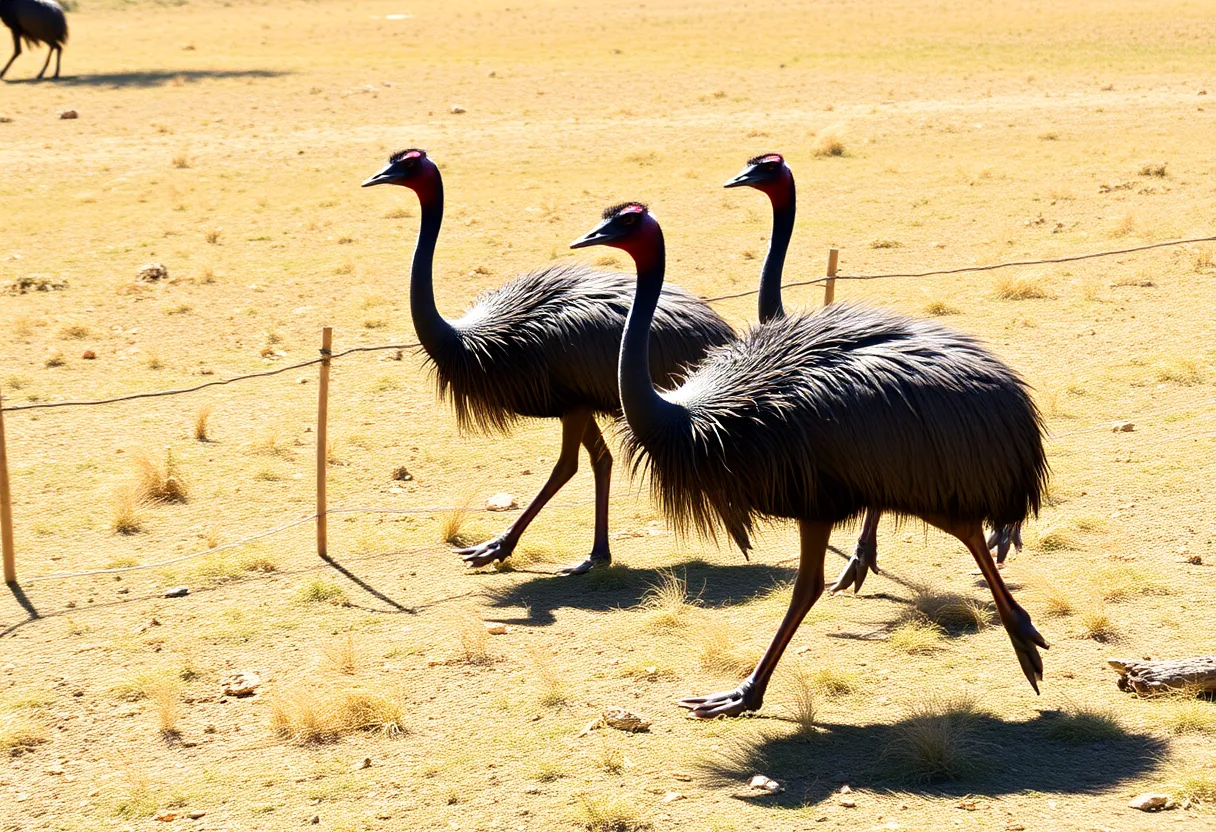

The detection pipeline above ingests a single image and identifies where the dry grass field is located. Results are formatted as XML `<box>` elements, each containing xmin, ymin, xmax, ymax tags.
<box><xmin>2</xmin><ymin>0</ymin><xmax>1216</xmax><ymax>829</ymax></box>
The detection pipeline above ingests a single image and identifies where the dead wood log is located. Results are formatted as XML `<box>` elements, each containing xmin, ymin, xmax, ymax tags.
<box><xmin>1108</xmin><ymin>656</ymin><xmax>1216</xmax><ymax>695</ymax></box>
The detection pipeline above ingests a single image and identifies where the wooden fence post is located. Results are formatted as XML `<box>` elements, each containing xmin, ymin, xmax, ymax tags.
<box><xmin>316</xmin><ymin>327</ymin><xmax>333</xmax><ymax>559</ymax></box>
<box><xmin>823</xmin><ymin>248</ymin><xmax>839</xmax><ymax>307</ymax></box>
<box><xmin>0</xmin><ymin>388</ymin><xmax>16</xmax><ymax>584</ymax></box>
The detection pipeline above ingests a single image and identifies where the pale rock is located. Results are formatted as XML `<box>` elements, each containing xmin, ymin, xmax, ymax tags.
<box><xmin>485</xmin><ymin>623</ymin><xmax>508</xmax><ymax>635</ymax></box>
<box><xmin>1128</xmin><ymin>793</ymin><xmax>1173</xmax><ymax>811</ymax></box>
<box><xmin>748</xmin><ymin>775</ymin><xmax>783</xmax><ymax>794</ymax></box>
<box><xmin>450</xmin><ymin>105</ymin><xmax>467</xmax><ymax>114</ymax></box>
<box><xmin>602</xmin><ymin>707</ymin><xmax>651</xmax><ymax>732</ymax></box>
<box><xmin>1111</xmin><ymin>421</ymin><xmax>1135</xmax><ymax>432</ymax></box>
<box><xmin>220</xmin><ymin>671</ymin><xmax>261</xmax><ymax>697</ymax></box>
<box><xmin>662</xmin><ymin>791</ymin><xmax>685</xmax><ymax>803</ymax></box>
<box><xmin>485</xmin><ymin>492</ymin><xmax>518</xmax><ymax>511</ymax></box>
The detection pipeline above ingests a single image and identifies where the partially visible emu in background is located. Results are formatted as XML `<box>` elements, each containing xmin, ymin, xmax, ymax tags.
<box><xmin>1</xmin><ymin>0</ymin><xmax>68</xmax><ymax>80</ymax></box>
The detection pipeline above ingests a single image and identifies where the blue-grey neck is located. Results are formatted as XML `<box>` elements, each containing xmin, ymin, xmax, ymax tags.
<box><xmin>757</xmin><ymin>188</ymin><xmax>795</xmax><ymax>323</ymax></box>
<box><xmin>619</xmin><ymin>230</ymin><xmax>685</xmax><ymax>440</ymax></box>
<box><xmin>410</xmin><ymin>175</ymin><xmax>458</xmax><ymax>353</ymax></box>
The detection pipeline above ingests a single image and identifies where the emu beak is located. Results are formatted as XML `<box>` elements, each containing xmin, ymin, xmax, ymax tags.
<box><xmin>570</xmin><ymin>218</ymin><xmax>618</xmax><ymax>249</ymax></box>
<box><xmin>362</xmin><ymin>162</ymin><xmax>403</xmax><ymax>187</ymax></box>
<box><xmin>723</xmin><ymin>164</ymin><xmax>761</xmax><ymax>188</ymax></box>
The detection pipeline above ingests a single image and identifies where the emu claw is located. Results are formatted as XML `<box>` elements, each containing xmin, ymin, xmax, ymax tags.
<box><xmin>556</xmin><ymin>553</ymin><xmax>611</xmax><ymax>576</ymax></box>
<box><xmin>830</xmin><ymin>537</ymin><xmax>880</xmax><ymax>594</ymax></box>
<box><xmin>677</xmin><ymin>683</ymin><xmax>758</xmax><ymax>719</ymax></box>
<box><xmin>987</xmin><ymin>525</ymin><xmax>1024</xmax><ymax>565</ymax></box>
<box><xmin>454</xmin><ymin>535</ymin><xmax>515</xmax><ymax>568</ymax></box>
<box><xmin>1004</xmin><ymin>603</ymin><xmax>1049</xmax><ymax>693</ymax></box>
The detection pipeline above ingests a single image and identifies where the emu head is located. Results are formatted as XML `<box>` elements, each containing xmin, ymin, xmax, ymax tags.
<box><xmin>362</xmin><ymin>148</ymin><xmax>440</xmax><ymax>201</ymax></box>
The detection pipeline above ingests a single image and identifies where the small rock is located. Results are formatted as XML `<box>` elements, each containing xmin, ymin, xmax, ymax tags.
<box><xmin>137</xmin><ymin>263</ymin><xmax>169</xmax><ymax>283</ymax></box>
<box><xmin>163</xmin><ymin>586</ymin><xmax>190</xmax><ymax>598</ymax></box>
<box><xmin>523</xmin><ymin>785</ymin><xmax>540</xmax><ymax>794</ymax></box>
<box><xmin>220</xmin><ymin>671</ymin><xmax>261</xmax><ymax>697</ymax></box>
<box><xmin>1185</xmin><ymin>554</ymin><xmax>1202</xmax><ymax>565</ymax></box>
<box><xmin>187</xmin><ymin>812</ymin><xmax>206</xmax><ymax>820</ymax></box>
<box><xmin>602</xmin><ymin>707</ymin><xmax>651</xmax><ymax>732</ymax></box>
<box><xmin>354</xmin><ymin>757</ymin><xmax>371</xmax><ymax>770</ymax></box>
<box><xmin>0</xmin><ymin>116</ymin><xmax>11</xmax><ymax>123</ymax></box>
<box><xmin>669</xmin><ymin>771</ymin><xmax>694</xmax><ymax>782</ymax></box>
<box><xmin>47</xmin><ymin>764</ymin><xmax>65</xmax><ymax>775</ymax></box>
<box><xmin>748</xmin><ymin>774</ymin><xmax>783</xmax><ymax>794</ymax></box>
<box><xmin>839</xmin><ymin>797</ymin><xmax>856</xmax><ymax>808</ymax></box>
<box><xmin>391</xmin><ymin>466</ymin><xmax>413</xmax><ymax>482</ymax></box>
<box><xmin>1128</xmin><ymin>793</ymin><xmax>1172</xmax><ymax>811</ymax></box>
<box><xmin>839</xmin><ymin>784</ymin><xmax>852</xmax><ymax>794</ymax></box>
<box><xmin>153</xmin><ymin>812</ymin><xmax>177</xmax><ymax>822</ymax></box>
<box><xmin>1111</xmin><ymin>421</ymin><xmax>1135</xmax><ymax>432</ymax></box>
<box><xmin>662</xmin><ymin>791</ymin><xmax>685</xmax><ymax>803</ymax></box>
<box><xmin>485</xmin><ymin>623</ymin><xmax>508</xmax><ymax>635</ymax></box>
<box><xmin>58</xmin><ymin>109</ymin><xmax>78</xmax><ymax>119</ymax></box>
<box><xmin>82</xmin><ymin>350</ymin><xmax>96</xmax><ymax>360</ymax></box>
<box><xmin>309</xmin><ymin>815</ymin><xmax>320</xmax><ymax>825</ymax></box>
<box><xmin>956</xmin><ymin>799</ymin><xmax>977</xmax><ymax>810</ymax></box>
<box><xmin>485</xmin><ymin>492</ymin><xmax>518</xmax><ymax>511</ymax></box>
<box><xmin>297</xmin><ymin>376</ymin><xmax>309</xmax><ymax>384</ymax></box>
<box><xmin>487</xmin><ymin>70</ymin><xmax>496</xmax><ymax>77</ymax></box>
<box><xmin>203</xmin><ymin>724</ymin><xmax>217</xmax><ymax>734</ymax></box>
<box><xmin>450</xmin><ymin>105</ymin><xmax>466</xmax><ymax>114</ymax></box>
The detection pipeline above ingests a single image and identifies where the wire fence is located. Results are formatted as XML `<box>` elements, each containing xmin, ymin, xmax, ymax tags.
<box><xmin>1</xmin><ymin>234</ymin><xmax>1214</xmax><ymax>586</ymax></box>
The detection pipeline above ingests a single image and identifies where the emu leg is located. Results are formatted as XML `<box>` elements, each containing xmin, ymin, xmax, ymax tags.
<box><xmin>830</xmin><ymin>509</ymin><xmax>882</xmax><ymax>594</ymax></box>
<box><xmin>455</xmin><ymin>409</ymin><xmax>591</xmax><ymax>569</ymax></box>
<box><xmin>944</xmin><ymin>519</ymin><xmax>1047</xmax><ymax>692</ymax></box>
<box><xmin>987</xmin><ymin>522</ymin><xmax>1024</xmax><ymax>565</ymax></box>
<box><xmin>53</xmin><ymin>46</ymin><xmax>61</xmax><ymax>79</ymax></box>
<box><xmin>0</xmin><ymin>33</ymin><xmax>20</xmax><ymax>80</ymax></box>
<box><xmin>678</xmin><ymin>520</ymin><xmax>830</xmax><ymax>718</ymax></box>
<box><xmin>37</xmin><ymin>46</ymin><xmax>53</xmax><ymax>79</ymax></box>
<box><xmin>556</xmin><ymin>418</ymin><xmax>613</xmax><ymax>576</ymax></box>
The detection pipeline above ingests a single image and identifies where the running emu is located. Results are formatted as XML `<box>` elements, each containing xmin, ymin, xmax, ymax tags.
<box><xmin>571</xmin><ymin>202</ymin><xmax>1050</xmax><ymax>717</ymax></box>
<box><xmin>363</xmin><ymin>150</ymin><xmax>733</xmax><ymax>574</ymax></box>
<box><xmin>724</xmin><ymin>153</ymin><xmax>1024</xmax><ymax>595</ymax></box>
<box><xmin>0</xmin><ymin>0</ymin><xmax>67</xmax><ymax>81</ymax></box>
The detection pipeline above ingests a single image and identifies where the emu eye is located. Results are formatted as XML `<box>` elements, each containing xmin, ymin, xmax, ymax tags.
<box><xmin>620</xmin><ymin>214</ymin><xmax>637</xmax><ymax>226</ymax></box>
<box><xmin>763</xmin><ymin>162</ymin><xmax>778</xmax><ymax>171</ymax></box>
<box><xmin>402</xmin><ymin>159</ymin><xmax>416</xmax><ymax>169</ymax></box>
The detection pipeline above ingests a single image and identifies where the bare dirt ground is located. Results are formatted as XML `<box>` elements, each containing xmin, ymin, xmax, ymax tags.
<box><xmin>2</xmin><ymin>1</ymin><xmax>1215</xmax><ymax>830</ymax></box>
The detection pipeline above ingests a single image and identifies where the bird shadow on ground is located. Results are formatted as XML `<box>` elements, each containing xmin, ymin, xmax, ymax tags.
<box><xmin>6</xmin><ymin>70</ymin><xmax>288</xmax><ymax>88</ymax></box>
<box><xmin>698</xmin><ymin>711</ymin><xmax>1168</xmax><ymax>807</ymax></box>
<box><xmin>483</xmin><ymin>558</ymin><xmax>797</xmax><ymax>626</ymax></box>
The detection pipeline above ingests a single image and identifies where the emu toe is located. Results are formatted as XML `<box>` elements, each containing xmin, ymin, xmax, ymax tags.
<box><xmin>987</xmin><ymin>525</ymin><xmax>1024</xmax><ymax>565</ymax></box>
<box><xmin>1003</xmin><ymin>604</ymin><xmax>1049</xmax><ymax>692</ymax></box>
<box><xmin>830</xmin><ymin>536</ymin><xmax>879</xmax><ymax>594</ymax></box>
<box><xmin>556</xmin><ymin>552</ymin><xmax>611</xmax><ymax>576</ymax></box>
<box><xmin>454</xmin><ymin>535</ymin><xmax>515</xmax><ymax>568</ymax></box>
<box><xmin>677</xmin><ymin>683</ymin><xmax>759</xmax><ymax>719</ymax></box>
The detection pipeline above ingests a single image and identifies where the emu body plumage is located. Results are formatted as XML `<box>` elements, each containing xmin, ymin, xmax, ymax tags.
<box><xmin>0</xmin><ymin>0</ymin><xmax>67</xmax><ymax>80</ymax></box>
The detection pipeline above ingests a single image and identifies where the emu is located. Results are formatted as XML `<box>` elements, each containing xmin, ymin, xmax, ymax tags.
<box><xmin>571</xmin><ymin>202</ymin><xmax>1049</xmax><ymax>718</ymax></box>
<box><xmin>0</xmin><ymin>0</ymin><xmax>67</xmax><ymax>81</ymax></box>
<box><xmin>725</xmin><ymin>152</ymin><xmax>1024</xmax><ymax>594</ymax></box>
<box><xmin>362</xmin><ymin>149</ymin><xmax>733</xmax><ymax>575</ymax></box>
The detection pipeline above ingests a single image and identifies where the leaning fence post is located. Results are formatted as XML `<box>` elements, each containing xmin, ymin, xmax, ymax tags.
<box><xmin>823</xmin><ymin>248</ymin><xmax>839</xmax><ymax>307</ymax></box>
<box><xmin>316</xmin><ymin>327</ymin><xmax>333</xmax><ymax>559</ymax></box>
<box><xmin>0</xmin><ymin>388</ymin><xmax>16</xmax><ymax>584</ymax></box>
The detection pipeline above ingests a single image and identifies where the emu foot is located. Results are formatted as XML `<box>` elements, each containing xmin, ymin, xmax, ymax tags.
<box><xmin>556</xmin><ymin>550</ymin><xmax>611</xmax><ymax>576</ymax></box>
<box><xmin>830</xmin><ymin>536</ymin><xmax>880</xmax><ymax>594</ymax></box>
<box><xmin>987</xmin><ymin>525</ymin><xmax>1024</xmax><ymax>565</ymax></box>
<box><xmin>454</xmin><ymin>534</ymin><xmax>516</xmax><ymax>568</ymax></box>
<box><xmin>677</xmin><ymin>680</ymin><xmax>760</xmax><ymax>719</ymax></box>
<box><xmin>1003</xmin><ymin>603</ymin><xmax>1049</xmax><ymax>693</ymax></box>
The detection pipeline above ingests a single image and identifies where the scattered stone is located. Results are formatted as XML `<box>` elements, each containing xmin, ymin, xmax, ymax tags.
<box><xmin>5</xmin><ymin>275</ymin><xmax>67</xmax><ymax>294</ymax></box>
<box><xmin>1185</xmin><ymin>554</ymin><xmax>1202</xmax><ymax>565</ymax></box>
<box><xmin>0</xmin><ymin>116</ymin><xmax>11</xmax><ymax>123</ymax></box>
<box><xmin>81</xmin><ymin>350</ymin><xmax>96</xmax><ymax>360</ymax></box>
<box><xmin>220</xmin><ymin>671</ymin><xmax>261</xmax><ymax>697</ymax></box>
<box><xmin>839</xmin><ymin>796</ymin><xmax>856</xmax><ymax>808</ymax></box>
<box><xmin>523</xmin><ymin>785</ymin><xmax>540</xmax><ymax>794</ymax></box>
<box><xmin>662</xmin><ymin>791</ymin><xmax>685</xmax><ymax>803</ymax></box>
<box><xmin>354</xmin><ymin>757</ymin><xmax>372</xmax><ymax>770</ymax></box>
<box><xmin>1111</xmin><ymin>421</ymin><xmax>1135</xmax><ymax>433</ymax></box>
<box><xmin>748</xmin><ymin>774</ymin><xmax>783</xmax><ymax>794</ymax></box>
<box><xmin>309</xmin><ymin>815</ymin><xmax>320</xmax><ymax>825</ymax></box>
<box><xmin>203</xmin><ymin>724</ymin><xmax>217</xmax><ymax>734</ymax></box>
<box><xmin>296</xmin><ymin>376</ymin><xmax>309</xmax><ymax>384</ymax></box>
<box><xmin>450</xmin><ymin>105</ymin><xmax>466</xmax><ymax>114</ymax></box>
<box><xmin>198</xmin><ymin>367</ymin><xmax>214</xmax><ymax>375</ymax></box>
<box><xmin>485</xmin><ymin>492</ymin><xmax>518</xmax><ymax>512</ymax></box>
<box><xmin>1128</xmin><ymin>793</ymin><xmax>1173</xmax><ymax>812</ymax></box>
<box><xmin>669</xmin><ymin>771</ymin><xmax>694</xmax><ymax>782</ymax></box>
<box><xmin>47</xmin><ymin>764</ymin><xmax>65</xmax><ymax>775</ymax></box>
<box><xmin>391</xmin><ymin>466</ymin><xmax>413</xmax><ymax>482</ymax></box>
<box><xmin>485</xmin><ymin>623</ymin><xmax>508</xmax><ymax>636</ymax></box>
<box><xmin>187</xmin><ymin>812</ymin><xmax>206</xmax><ymax>820</ymax></box>
<box><xmin>153</xmin><ymin>812</ymin><xmax>177</xmax><ymax>822</ymax></box>
<box><xmin>137</xmin><ymin>263</ymin><xmax>169</xmax><ymax>283</ymax></box>
<box><xmin>956</xmin><ymin>799</ymin><xmax>977</xmax><ymax>810</ymax></box>
<box><xmin>58</xmin><ymin>109</ymin><xmax>78</xmax><ymax>119</ymax></box>
<box><xmin>163</xmin><ymin>586</ymin><xmax>190</xmax><ymax>598</ymax></box>
<box><xmin>602</xmin><ymin>707</ymin><xmax>651</xmax><ymax>732</ymax></box>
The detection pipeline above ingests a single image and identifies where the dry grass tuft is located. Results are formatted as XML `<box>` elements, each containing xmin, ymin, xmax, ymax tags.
<box><xmin>296</xmin><ymin>578</ymin><xmax>348</xmax><ymax>605</ymax></box>
<box><xmin>1159</xmin><ymin>697</ymin><xmax>1216</xmax><ymax>735</ymax></box>
<box><xmin>530</xmin><ymin>645</ymin><xmax>568</xmax><ymax>706</ymax></box>
<box><xmin>923</xmin><ymin>300</ymin><xmax>960</xmax><ymax>316</ymax></box>
<box><xmin>325</xmin><ymin>634</ymin><xmax>360</xmax><ymax>674</ymax></box>
<box><xmin>1168</xmin><ymin>764</ymin><xmax>1216</xmax><ymax>807</ymax></box>
<box><xmin>1111</xmin><ymin>212</ymin><xmax>1136</xmax><ymax>238</ymax></box>
<box><xmin>1196</xmin><ymin>246</ymin><xmax>1214</xmax><ymax>271</ymax></box>
<box><xmin>270</xmin><ymin>687</ymin><xmax>406</xmax><ymax>744</ymax></box>
<box><xmin>993</xmin><ymin>273</ymin><xmax>1053</xmax><ymax>300</ymax></box>
<box><xmin>0</xmin><ymin>712</ymin><xmax>48</xmax><ymax>750</ymax></box>
<box><xmin>193</xmin><ymin>404</ymin><xmax>213</xmax><ymax>442</ymax></box>
<box><xmin>193</xmin><ymin>548</ymin><xmax>277</xmax><ymax>583</ymax></box>
<box><xmin>783</xmin><ymin>666</ymin><xmax>818</xmax><ymax>734</ymax></box>
<box><xmin>439</xmin><ymin>496</ymin><xmax>476</xmax><ymax>547</ymax></box>
<box><xmin>1078</xmin><ymin>602</ymin><xmax>1118</xmax><ymax>642</ymax></box>
<box><xmin>111</xmin><ymin>483</ymin><xmax>150</xmax><ymax>535</ymax></box>
<box><xmin>696</xmin><ymin>620</ymin><xmax>755</xmax><ymax>677</ymax></box>
<box><xmin>812</xmin><ymin>126</ymin><xmax>846</xmax><ymax>157</ymax></box>
<box><xmin>59</xmin><ymin>323</ymin><xmax>91</xmax><ymax>339</ymax></box>
<box><xmin>812</xmin><ymin>665</ymin><xmax>860</xmax><ymax>697</ymax></box>
<box><xmin>1042</xmin><ymin>700</ymin><xmax>1125</xmax><ymax>743</ymax></box>
<box><xmin>135</xmin><ymin>448</ymin><xmax>188</xmax><ymax>503</ymax></box>
<box><xmin>204</xmin><ymin>228</ymin><xmax>222</xmax><ymax>244</ymax></box>
<box><xmin>887</xmin><ymin>619</ymin><xmax>946</xmax><ymax>654</ymax></box>
<box><xmin>883</xmin><ymin>693</ymin><xmax>988</xmax><ymax>783</ymax></box>
<box><xmin>639</xmin><ymin>569</ymin><xmax>700</xmax><ymax>630</ymax></box>
<box><xmin>1035</xmin><ymin>525</ymin><xmax>1077</xmax><ymax>552</ymax></box>
<box><xmin>1095</xmin><ymin>562</ymin><xmax>1167</xmax><ymax>602</ymax></box>
<box><xmin>1138</xmin><ymin>161</ymin><xmax>1168</xmax><ymax>177</ymax></box>
<box><xmin>172</xmin><ymin>151</ymin><xmax>191</xmax><ymax>169</ymax></box>
<box><xmin>44</xmin><ymin>349</ymin><xmax>66</xmax><ymax>368</ymax></box>
<box><xmin>150</xmin><ymin>683</ymin><xmax>182</xmax><ymax>738</ymax></box>
<box><xmin>458</xmin><ymin>617</ymin><xmax>493</xmax><ymax>666</ymax></box>
<box><xmin>1154</xmin><ymin>356</ymin><xmax>1204</xmax><ymax>386</ymax></box>
<box><xmin>574</xmin><ymin>792</ymin><xmax>649</xmax><ymax>832</ymax></box>
<box><xmin>909</xmin><ymin>584</ymin><xmax>993</xmax><ymax>630</ymax></box>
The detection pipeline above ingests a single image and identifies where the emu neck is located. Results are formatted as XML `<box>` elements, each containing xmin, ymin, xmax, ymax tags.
<box><xmin>619</xmin><ymin>232</ymin><xmax>686</xmax><ymax>440</ymax></box>
<box><xmin>410</xmin><ymin>178</ymin><xmax>458</xmax><ymax>353</ymax></box>
<box><xmin>758</xmin><ymin>187</ymin><xmax>795</xmax><ymax>323</ymax></box>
